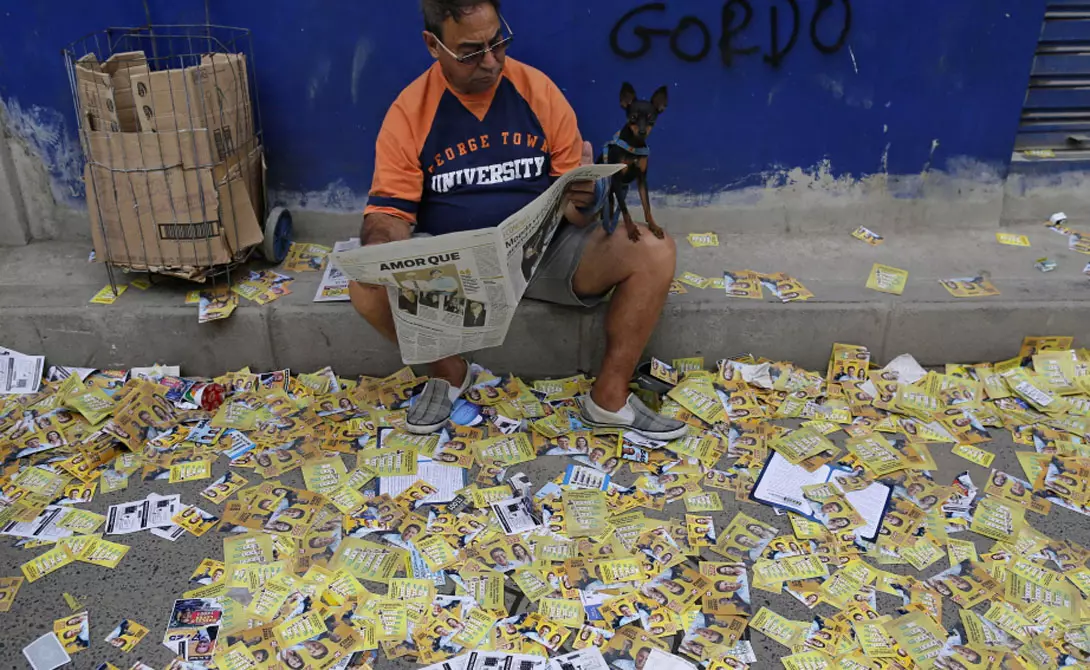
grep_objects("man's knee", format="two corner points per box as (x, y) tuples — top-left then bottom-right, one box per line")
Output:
(637, 229), (676, 276)
(348, 281), (388, 317)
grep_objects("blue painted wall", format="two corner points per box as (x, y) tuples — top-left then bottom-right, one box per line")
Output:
(0, 0), (1047, 210)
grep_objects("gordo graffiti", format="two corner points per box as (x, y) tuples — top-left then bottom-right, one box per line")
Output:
(609, 0), (852, 68)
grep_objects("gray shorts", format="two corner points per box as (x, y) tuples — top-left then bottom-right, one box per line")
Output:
(524, 223), (607, 308)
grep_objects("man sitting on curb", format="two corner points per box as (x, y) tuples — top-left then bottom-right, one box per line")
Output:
(349, 0), (683, 440)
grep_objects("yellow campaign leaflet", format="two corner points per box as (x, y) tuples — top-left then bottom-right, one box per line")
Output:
(78, 537), (130, 568)
(216, 642), (258, 670)
(414, 533), (459, 572)
(687, 232), (720, 247)
(940, 276), (1000, 298)
(333, 538), (405, 583)
(90, 284), (127, 304)
(224, 532), (276, 566)
(57, 508), (106, 535)
(539, 597), (585, 627)
(453, 606), (495, 648)
(21, 545), (75, 582)
(947, 538), (979, 566)
(171, 506), (220, 537)
(668, 378), (725, 424)
(273, 610), (327, 648)
(852, 225), (884, 245)
(388, 577), (434, 604)
(677, 271), (710, 288)
(749, 606), (806, 647)
(782, 651), (835, 670)
(970, 498), (1025, 542)
(512, 568), (555, 602)
(684, 491), (723, 512)
(885, 611), (946, 668)
(248, 576), (297, 622)
(169, 460), (212, 483)
(200, 472), (249, 505)
(0, 576), (25, 612)
(356, 447), (418, 476)
(996, 232), (1031, 247)
(13, 466), (67, 497)
(846, 433), (908, 476)
(866, 263), (909, 295)
(951, 443), (995, 468)
(770, 426), (836, 465)
(327, 485), (369, 515)
(301, 456), (348, 495)
(66, 388), (117, 424)
(104, 618), (148, 651)
(372, 600), (410, 641)
(473, 433), (536, 466)
(563, 488), (609, 538)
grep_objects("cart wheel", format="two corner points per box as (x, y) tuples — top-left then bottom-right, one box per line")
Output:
(262, 206), (293, 263)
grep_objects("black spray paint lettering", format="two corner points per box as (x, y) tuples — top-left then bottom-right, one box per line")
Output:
(609, 0), (852, 68)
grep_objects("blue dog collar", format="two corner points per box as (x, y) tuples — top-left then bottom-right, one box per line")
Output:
(603, 132), (650, 157)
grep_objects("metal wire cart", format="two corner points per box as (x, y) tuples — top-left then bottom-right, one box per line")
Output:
(63, 23), (292, 291)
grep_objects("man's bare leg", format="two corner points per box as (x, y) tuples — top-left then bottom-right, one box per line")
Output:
(348, 281), (468, 385)
(571, 224), (677, 411)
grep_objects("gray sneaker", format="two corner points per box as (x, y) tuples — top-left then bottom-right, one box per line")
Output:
(577, 393), (689, 441)
(405, 368), (473, 434)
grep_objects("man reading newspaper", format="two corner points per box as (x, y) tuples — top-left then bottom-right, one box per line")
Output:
(349, 0), (681, 439)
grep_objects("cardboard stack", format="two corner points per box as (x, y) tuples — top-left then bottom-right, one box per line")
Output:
(76, 51), (264, 276)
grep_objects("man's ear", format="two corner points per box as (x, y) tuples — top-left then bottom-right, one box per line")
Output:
(423, 31), (441, 60)
(651, 86), (668, 113)
(620, 82), (637, 110)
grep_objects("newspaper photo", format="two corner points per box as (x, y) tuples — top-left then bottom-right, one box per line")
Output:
(333, 165), (623, 364)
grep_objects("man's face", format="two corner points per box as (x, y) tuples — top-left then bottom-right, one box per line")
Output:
(425, 3), (505, 95)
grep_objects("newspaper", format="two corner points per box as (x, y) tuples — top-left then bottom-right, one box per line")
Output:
(0, 346), (44, 395)
(333, 165), (623, 364)
(314, 238), (360, 302)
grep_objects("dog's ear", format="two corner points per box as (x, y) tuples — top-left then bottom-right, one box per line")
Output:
(620, 82), (637, 110)
(651, 86), (668, 113)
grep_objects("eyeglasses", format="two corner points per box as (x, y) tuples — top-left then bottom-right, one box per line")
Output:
(430, 14), (514, 66)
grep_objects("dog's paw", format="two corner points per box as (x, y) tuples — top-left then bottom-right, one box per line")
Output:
(648, 223), (665, 239)
(626, 225), (642, 243)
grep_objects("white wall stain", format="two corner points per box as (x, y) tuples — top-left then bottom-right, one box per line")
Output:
(271, 180), (368, 213)
(1, 97), (82, 202)
(649, 155), (1005, 213)
(350, 38), (374, 106)
(308, 57), (333, 105)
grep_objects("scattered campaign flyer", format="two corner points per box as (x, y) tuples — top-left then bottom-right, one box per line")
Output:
(753, 452), (891, 542)
(491, 495), (542, 535)
(547, 647), (609, 670)
(105, 493), (180, 535)
(23, 632), (71, 670)
(0, 346), (44, 395)
(315, 238), (360, 302)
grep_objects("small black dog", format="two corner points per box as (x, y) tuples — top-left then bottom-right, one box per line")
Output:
(598, 82), (668, 242)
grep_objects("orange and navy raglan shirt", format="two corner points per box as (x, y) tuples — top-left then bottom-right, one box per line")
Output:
(364, 58), (583, 236)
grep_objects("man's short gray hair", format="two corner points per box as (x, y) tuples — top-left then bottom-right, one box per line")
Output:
(421, 0), (501, 39)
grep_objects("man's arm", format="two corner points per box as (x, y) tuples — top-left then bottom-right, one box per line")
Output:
(361, 212), (412, 247)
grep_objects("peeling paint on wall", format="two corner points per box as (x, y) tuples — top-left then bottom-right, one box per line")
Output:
(271, 180), (369, 214)
(1, 97), (83, 205)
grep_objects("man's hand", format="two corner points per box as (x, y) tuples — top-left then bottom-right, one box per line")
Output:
(361, 212), (413, 246)
(563, 141), (600, 228)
